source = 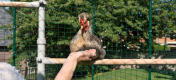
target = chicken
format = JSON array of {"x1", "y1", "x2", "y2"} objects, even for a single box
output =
[{"x1": 70, "y1": 12, "x2": 106, "y2": 59}]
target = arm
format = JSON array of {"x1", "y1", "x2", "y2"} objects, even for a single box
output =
[{"x1": 55, "y1": 49, "x2": 96, "y2": 80}]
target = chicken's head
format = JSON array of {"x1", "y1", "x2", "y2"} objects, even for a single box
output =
[{"x1": 78, "y1": 13, "x2": 90, "y2": 32}]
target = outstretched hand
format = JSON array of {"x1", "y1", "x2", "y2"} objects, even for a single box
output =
[
  {"x1": 69, "y1": 49, "x2": 96, "y2": 62},
  {"x1": 55, "y1": 49, "x2": 96, "y2": 80}
]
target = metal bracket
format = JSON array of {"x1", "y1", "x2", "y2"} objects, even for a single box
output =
[
  {"x1": 39, "y1": 0, "x2": 46, "y2": 7},
  {"x1": 36, "y1": 57, "x2": 43, "y2": 63}
]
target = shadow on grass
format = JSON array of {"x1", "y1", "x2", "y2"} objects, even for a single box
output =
[{"x1": 155, "y1": 76, "x2": 172, "y2": 79}]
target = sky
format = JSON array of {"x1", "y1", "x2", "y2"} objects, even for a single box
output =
[{"x1": 0, "y1": 0, "x2": 10, "y2": 1}]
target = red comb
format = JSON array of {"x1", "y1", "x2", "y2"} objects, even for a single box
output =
[
  {"x1": 80, "y1": 19, "x2": 84, "y2": 26},
  {"x1": 80, "y1": 18, "x2": 89, "y2": 31}
]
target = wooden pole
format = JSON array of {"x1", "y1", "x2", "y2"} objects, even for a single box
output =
[
  {"x1": 43, "y1": 58, "x2": 176, "y2": 65},
  {"x1": 0, "y1": 1, "x2": 39, "y2": 8}
]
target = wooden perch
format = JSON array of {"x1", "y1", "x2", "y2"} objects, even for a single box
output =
[
  {"x1": 43, "y1": 58, "x2": 176, "y2": 65},
  {"x1": 0, "y1": 1, "x2": 39, "y2": 8}
]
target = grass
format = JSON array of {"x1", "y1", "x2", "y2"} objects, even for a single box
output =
[{"x1": 76, "y1": 69, "x2": 173, "y2": 80}]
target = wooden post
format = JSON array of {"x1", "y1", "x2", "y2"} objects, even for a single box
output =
[{"x1": 0, "y1": 1, "x2": 39, "y2": 8}]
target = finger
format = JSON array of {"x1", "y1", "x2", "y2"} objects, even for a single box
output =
[
  {"x1": 88, "y1": 50, "x2": 96, "y2": 56},
  {"x1": 78, "y1": 57, "x2": 92, "y2": 61},
  {"x1": 82, "y1": 50, "x2": 96, "y2": 57},
  {"x1": 87, "y1": 49, "x2": 96, "y2": 54}
]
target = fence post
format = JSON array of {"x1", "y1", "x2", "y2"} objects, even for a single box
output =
[
  {"x1": 149, "y1": 0, "x2": 152, "y2": 80},
  {"x1": 91, "y1": 0, "x2": 95, "y2": 80},
  {"x1": 37, "y1": 0, "x2": 46, "y2": 80},
  {"x1": 12, "y1": 0, "x2": 16, "y2": 66}
]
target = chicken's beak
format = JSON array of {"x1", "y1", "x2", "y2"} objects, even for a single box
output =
[{"x1": 81, "y1": 25, "x2": 84, "y2": 30}]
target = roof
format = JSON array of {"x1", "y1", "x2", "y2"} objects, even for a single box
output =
[
  {"x1": 154, "y1": 37, "x2": 176, "y2": 45},
  {"x1": 0, "y1": 8, "x2": 12, "y2": 26},
  {"x1": 0, "y1": 29, "x2": 12, "y2": 46},
  {"x1": 154, "y1": 37, "x2": 176, "y2": 48},
  {"x1": 0, "y1": 8, "x2": 12, "y2": 46}
]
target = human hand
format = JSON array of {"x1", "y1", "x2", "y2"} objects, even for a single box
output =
[
  {"x1": 54, "y1": 49, "x2": 96, "y2": 80},
  {"x1": 69, "y1": 49, "x2": 96, "y2": 62}
]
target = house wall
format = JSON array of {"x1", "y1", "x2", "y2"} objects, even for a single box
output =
[
  {"x1": 0, "y1": 51, "x2": 11, "y2": 62},
  {"x1": 154, "y1": 37, "x2": 176, "y2": 51}
]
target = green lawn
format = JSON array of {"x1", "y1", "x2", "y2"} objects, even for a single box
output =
[{"x1": 75, "y1": 69, "x2": 173, "y2": 80}]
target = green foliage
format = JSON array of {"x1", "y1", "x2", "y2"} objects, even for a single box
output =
[{"x1": 13, "y1": 0, "x2": 176, "y2": 61}]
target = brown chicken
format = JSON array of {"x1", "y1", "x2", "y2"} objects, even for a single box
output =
[{"x1": 70, "y1": 13, "x2": 106, "y2": 59}]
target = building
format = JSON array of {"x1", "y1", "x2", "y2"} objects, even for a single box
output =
[
  {"x1": 0, "y1": 8, "x2": 12, "y2": 62},
  {"x1": 154, "y1": 37, "x2": 176, "y2": 51}
]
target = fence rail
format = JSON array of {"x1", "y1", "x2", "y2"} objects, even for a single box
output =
[
  {"x1": 43, "y1": 58, "x2": 176, "y2": 65},
  {"x1": 0, "y1": 1, "x2": 39, "y2": 8}
]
